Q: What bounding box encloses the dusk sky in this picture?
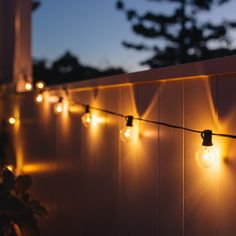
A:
[33,0,236,72]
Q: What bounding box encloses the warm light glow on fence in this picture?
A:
[5,80,236,172]
[68,104,84,113]
[48,95,61,103]
[22,163,58,174]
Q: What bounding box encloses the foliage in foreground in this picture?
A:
[0,167,47,236]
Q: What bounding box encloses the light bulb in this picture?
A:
[25,82,32,91]
[195,130,217,168]
[120,116,134,143]
[120,126,135,143]
[6,165,14,172]
[8,117,16,125]
[35,81,45,89]
[81,112,92,127]
[35,93,43,103]
[195,146,217,168]
[54,98,63,114]
[81,105,92,127]
[54,102,63,114]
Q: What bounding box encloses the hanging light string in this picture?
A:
[211,132,236,139]
[75,102,126,118]
[70,100,236,140]
[5,81,236,140]
[132,117,201,134]
[4,82,236,169]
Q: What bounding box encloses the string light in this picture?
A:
[54,97,64,114]
[6,84,236,168]
[80,105,102,127]
[35,81,45,90]
[195,130,218,168]
[35,92,44,104]
[8,117,16,125]
[25,82,32,91]
[35,80,46,103]
[5,165,14,172]
[81,105,92,127]
[120,116,135,143]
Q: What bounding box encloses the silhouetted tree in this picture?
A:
[116,0,236,68]
[33,51,125,85]
[32,2,125,85]
[32,1,41,11]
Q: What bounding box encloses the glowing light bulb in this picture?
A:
[54,102,63,114]
[81,105,92,127]
[120,116,134,143]
[6,165,14,172]
[54,97,63,114]
[25,82,32,91]
[35,93,43,103]
[195,146,217,168]
[35,81,45,89]
[120,126,135,143]
[81,112,92,127]
[8,117,16,125]
[195,130,217,168]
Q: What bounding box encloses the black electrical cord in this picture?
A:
[133,117,201,134]
[6,91,236,140]
[212,132,236,139]
[76,103,236,140]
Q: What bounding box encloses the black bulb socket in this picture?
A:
[126,116,133,127]
[85,105,90,113]
[58,97,63,103]
[201,130,213,146]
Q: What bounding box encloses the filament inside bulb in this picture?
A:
[120,127,134,143]
[35,93,43,103]
[195,146,217,168]
[54,102,63,114]
[35,81,45,89]
[8,117,16,125]
[25,82,32,91]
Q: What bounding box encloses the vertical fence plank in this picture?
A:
[118,84,159,236]
[184,78,217,236]
[217,75,236,236]
[158,81,184,236]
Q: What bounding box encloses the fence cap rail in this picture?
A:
[51,55,236,91]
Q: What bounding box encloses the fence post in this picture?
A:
[0,0,32,88]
